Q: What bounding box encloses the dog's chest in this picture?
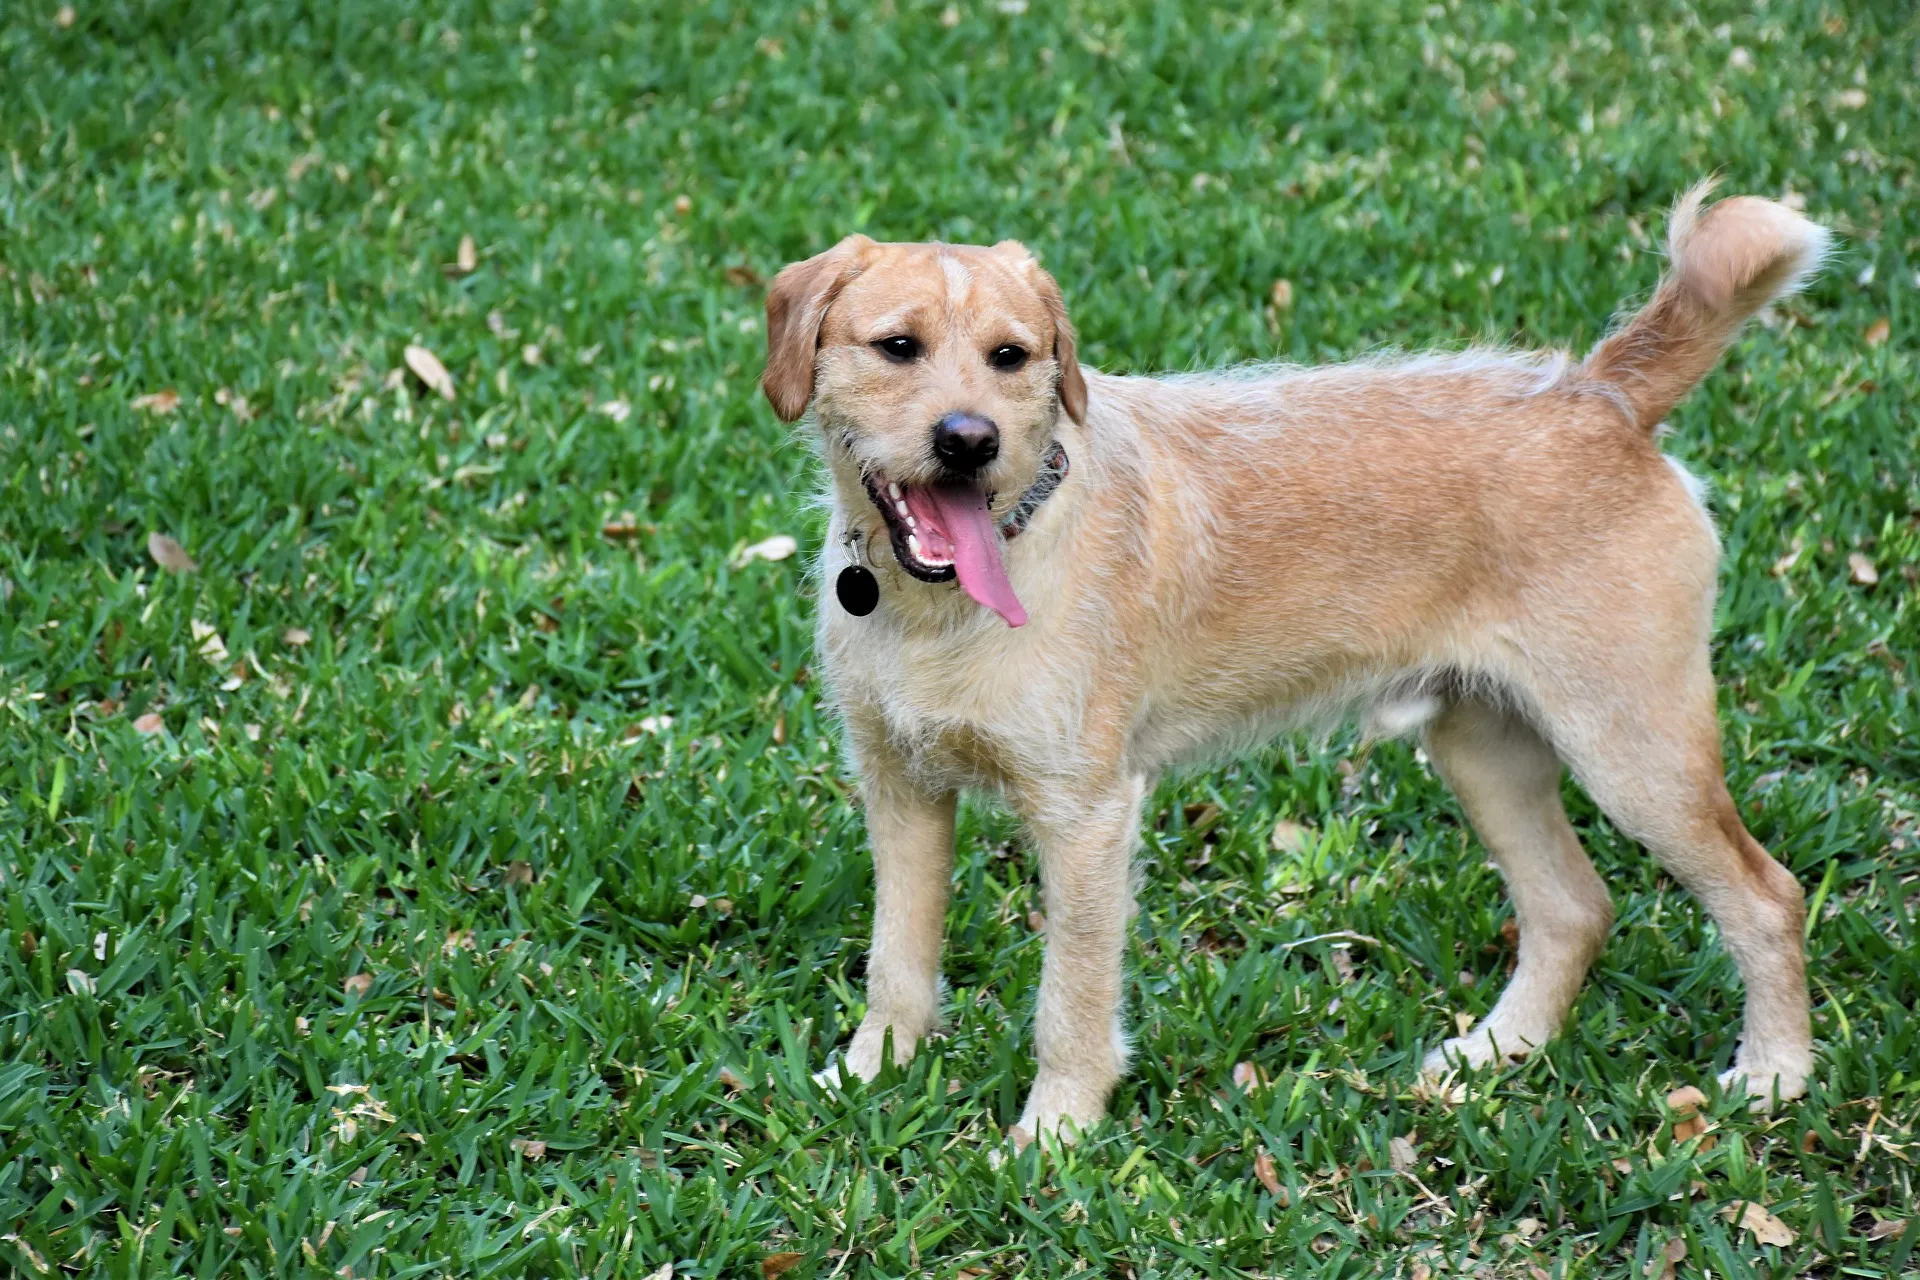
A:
[822,616,1071,791]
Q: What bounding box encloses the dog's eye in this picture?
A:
[873,335,921,363]
[988,344,1029,371]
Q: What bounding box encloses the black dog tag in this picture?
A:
[835,564,879,616]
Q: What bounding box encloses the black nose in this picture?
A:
[931,412,1000,473]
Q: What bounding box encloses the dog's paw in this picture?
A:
[1013,1073,1108,1148]
[1421,1024,1539,1078]
[814,1020,922,1091]
[1716,1061,1810,1112]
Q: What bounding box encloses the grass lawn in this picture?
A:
[3,0,1917,1275]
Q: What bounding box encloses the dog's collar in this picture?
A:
[1000,442,1069,540]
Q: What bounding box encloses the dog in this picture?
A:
[762,182,1827,1142]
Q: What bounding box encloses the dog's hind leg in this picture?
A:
[1422,698,1615,1077]
[1537,658,1811,1106]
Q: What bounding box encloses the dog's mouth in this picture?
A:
[862,471,1028,628]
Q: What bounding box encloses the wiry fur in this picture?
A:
[767,189,1828,1142]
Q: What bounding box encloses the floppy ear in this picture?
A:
[993,240,1087,426]
[762,234,874,422]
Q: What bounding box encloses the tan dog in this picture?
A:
[763,183,1826,1142]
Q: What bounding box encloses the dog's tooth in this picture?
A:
[906,515,917,528]
[888,482,902,500]
[894,501,909,517]
[907,533,923,558]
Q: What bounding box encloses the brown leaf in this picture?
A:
[1330,945,1357,984]
[602,513,641,539]
[1867,1219,1908,1242]
[133,712,165,735]
[1389,1134,1419,1173]
[716,1066,748,1091]
[1665,1085,1707,1118]
[131,388,180,414]
[1232,1061,1264,1093]
[342,972,372,999]
[1864,317,1890,347]
[1270,819,1312,853]
[1182,802,1221,832]
[1849,552,1879,586]
[1672,1115,1708,1141]
[404,344,456,401]
[1722,1200,1795,1248]
[147,532,198,573]
[1252,1148,1282,1196]
[505,861,535,886]
[1648,1235,1686,1280]
[761,1253,805,1280]
[725,265,765,288]
[510,1138,547,1160]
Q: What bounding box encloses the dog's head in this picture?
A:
[762,236,1086,627]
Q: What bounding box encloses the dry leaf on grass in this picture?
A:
[1849,552,1879,586]
[716,1066,748,1091]
[1722,1200,1795,1248]
[1269,278,1294,310]
[1666,1085,1709,1140]
[1232,1061,1264,1092]
[505,861,535,886]
[761,1253,805,1280]
[148,532,198,573]
[133,712,165,735]
[342,973,372,999]
[1270,819,1312,853]
[192,620,229,665]
[510,1138,547,1160]
[1866,1219,1908,1242]
[455,234,478,275]
[1389,1134,1419,1173]
[282,626,312,646]
[1648,1236,1686,1280]
[404,344,456,401]
[732,534,798,567]
[643,1265,673,1280]
[1252,1148,1283,1196]
[132,388,180,414]
[67,969,96,995]
[1864,317,1890,347]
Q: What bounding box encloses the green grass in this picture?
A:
[2,0,1916,1275]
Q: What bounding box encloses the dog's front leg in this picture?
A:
[1015,776,1145,1143]
[830,766,957,1084]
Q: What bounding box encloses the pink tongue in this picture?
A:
[922,483,1027,628]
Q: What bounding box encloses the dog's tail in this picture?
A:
[1580,181,1829,433]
